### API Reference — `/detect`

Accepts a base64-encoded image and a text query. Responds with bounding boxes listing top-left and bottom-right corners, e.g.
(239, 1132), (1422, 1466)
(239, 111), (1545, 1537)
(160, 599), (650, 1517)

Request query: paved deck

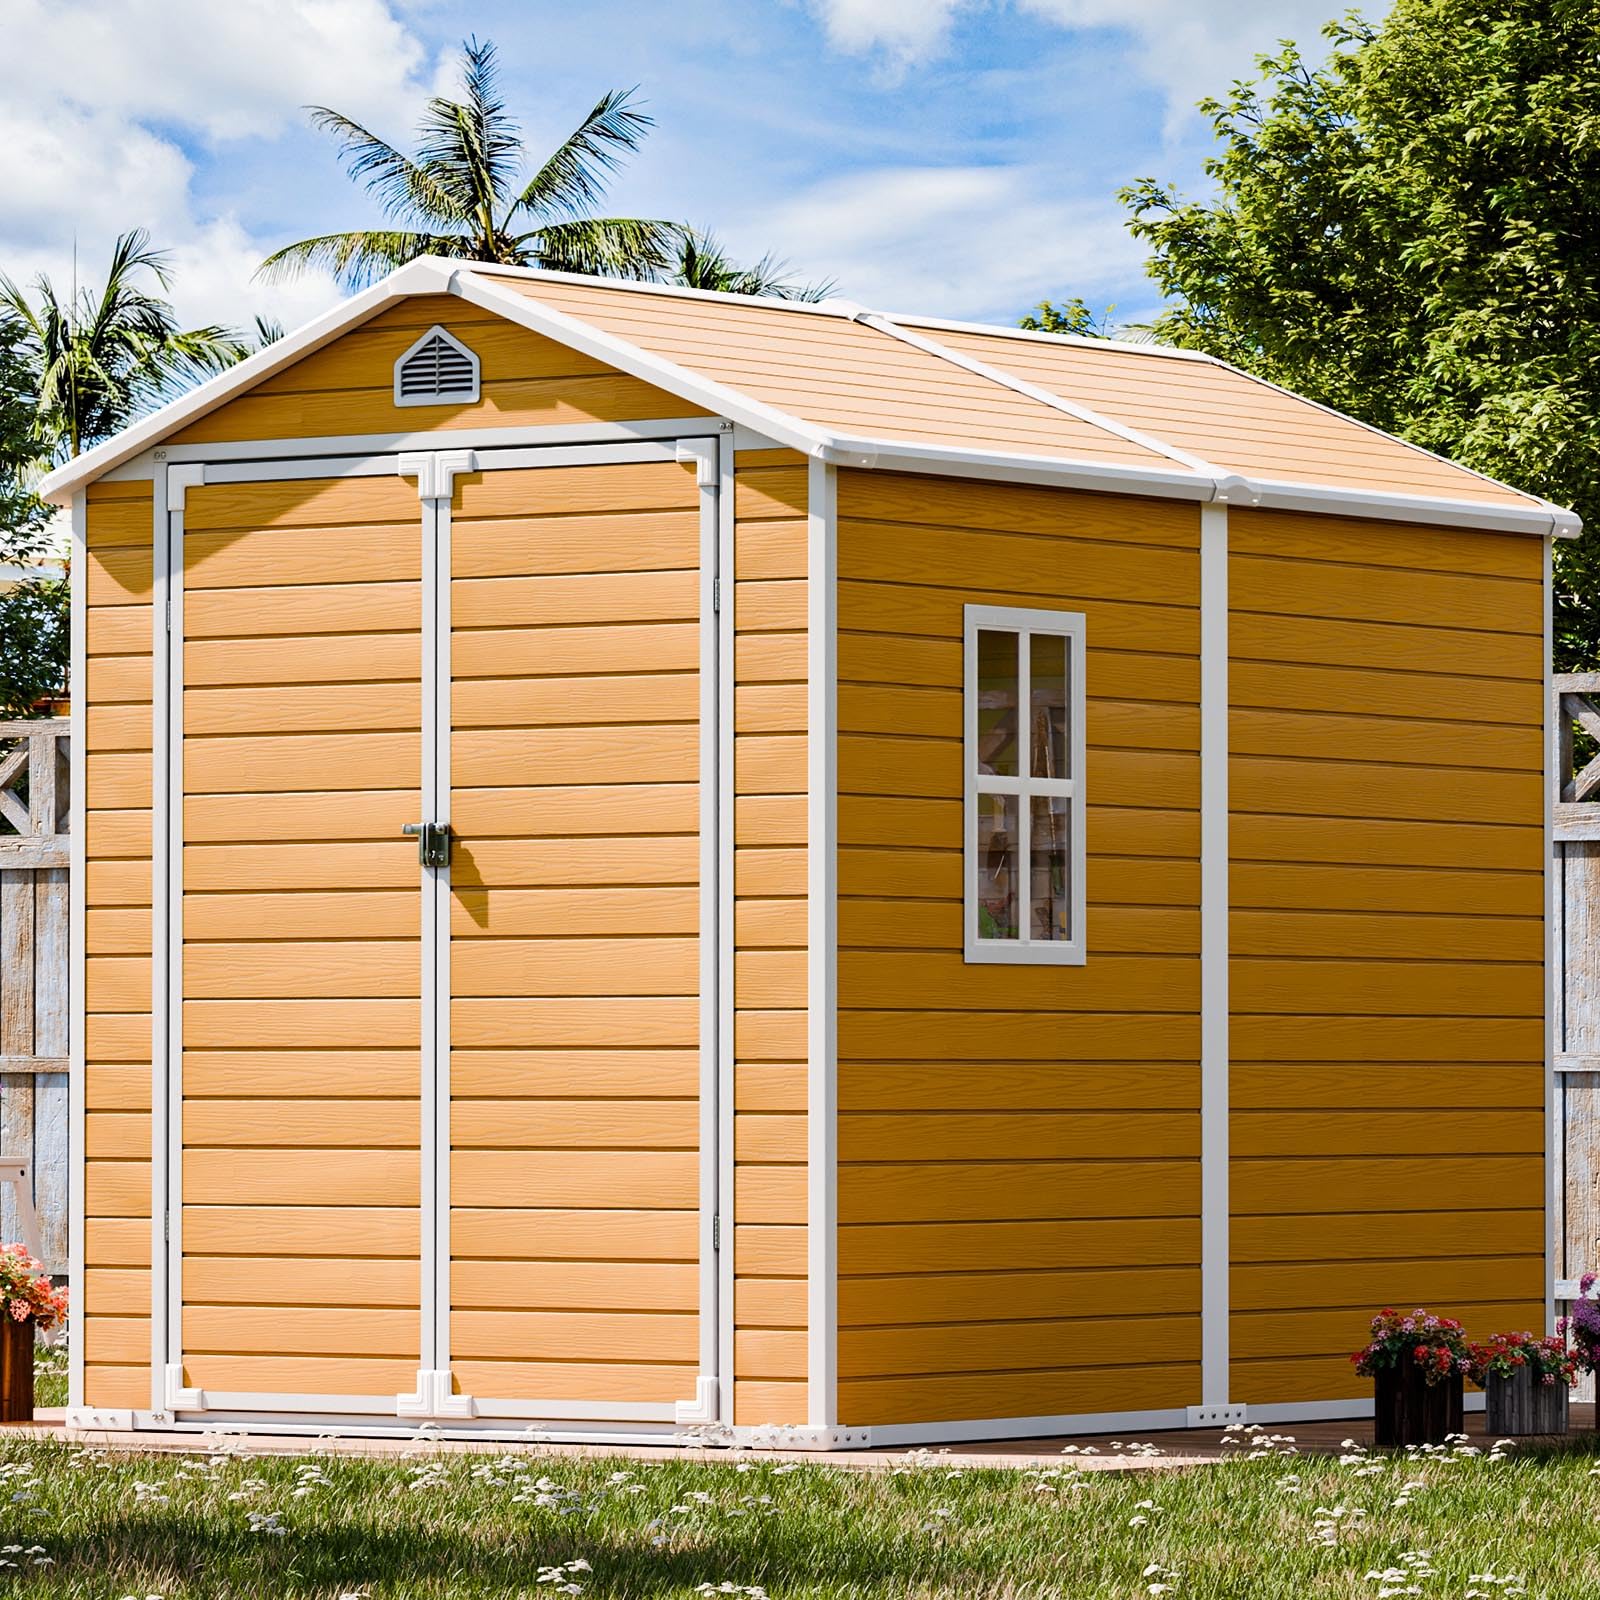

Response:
(0, 1404), (1592, 1471)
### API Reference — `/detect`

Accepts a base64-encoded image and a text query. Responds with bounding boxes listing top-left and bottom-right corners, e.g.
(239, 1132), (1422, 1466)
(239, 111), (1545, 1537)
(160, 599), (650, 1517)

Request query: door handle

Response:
(402, 821), (451, 868)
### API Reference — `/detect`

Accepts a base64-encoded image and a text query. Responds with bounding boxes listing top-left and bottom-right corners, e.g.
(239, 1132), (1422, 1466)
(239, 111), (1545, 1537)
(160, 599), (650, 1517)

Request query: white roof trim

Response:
(448, 270), (833, 458)
(35, 255), (1579, 538)
(37, 258), (455, 503)
(888, 309), (1221, 363)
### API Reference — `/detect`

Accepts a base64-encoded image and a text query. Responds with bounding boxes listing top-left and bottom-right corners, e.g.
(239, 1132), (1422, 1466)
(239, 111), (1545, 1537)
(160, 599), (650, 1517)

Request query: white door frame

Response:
(155, 435), (726, 1427)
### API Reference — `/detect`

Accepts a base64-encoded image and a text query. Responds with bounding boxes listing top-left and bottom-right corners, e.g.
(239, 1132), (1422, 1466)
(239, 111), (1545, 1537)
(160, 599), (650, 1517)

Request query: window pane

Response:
(977, 630), (1018, 776)
(1030, 795), (1072, 941)
(977, 793), (1019, 939)
(1030, 632), (1069, 780)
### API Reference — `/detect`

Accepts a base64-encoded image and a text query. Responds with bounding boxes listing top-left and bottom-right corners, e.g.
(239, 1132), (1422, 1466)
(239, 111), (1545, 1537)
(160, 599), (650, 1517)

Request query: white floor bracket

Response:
(1187, 1403), (1248, 1428)
(163, 1364), (206, 1411)
(674, 1376), (719, 1426)
(397, 1370), (477, 1421)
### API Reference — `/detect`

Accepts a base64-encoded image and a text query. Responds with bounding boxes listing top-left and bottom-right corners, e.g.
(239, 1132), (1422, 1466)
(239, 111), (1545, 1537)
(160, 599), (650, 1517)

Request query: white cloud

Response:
(1020, 0), (1360, 123)
(0, 0), (432, 331)
(803, 0), (969, 67)
(7, 0), (427, 141)
(729, 164), (1144, 321)
(805, 0), (1373, 120)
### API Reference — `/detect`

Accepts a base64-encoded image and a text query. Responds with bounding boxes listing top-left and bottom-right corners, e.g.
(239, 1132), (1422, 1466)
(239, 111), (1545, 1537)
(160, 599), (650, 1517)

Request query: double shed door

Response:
(168, 440), (719, 1424)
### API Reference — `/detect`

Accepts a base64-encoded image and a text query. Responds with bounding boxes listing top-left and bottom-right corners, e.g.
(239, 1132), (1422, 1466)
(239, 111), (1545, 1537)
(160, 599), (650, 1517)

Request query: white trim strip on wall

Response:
(145, 419), (724, 468)
(806, 457), (839, 1430)
(716, 432), (738, 1426)
(146, 467), (170, 1418)
(1199, 503), (1230, 1410)
(677, 433), (724, 1423)
(66, 491), (87, 1413)
(1545, 532), (1557, 1332)
(161, 467), (194, 1412)
(417, 478), (443, 1384)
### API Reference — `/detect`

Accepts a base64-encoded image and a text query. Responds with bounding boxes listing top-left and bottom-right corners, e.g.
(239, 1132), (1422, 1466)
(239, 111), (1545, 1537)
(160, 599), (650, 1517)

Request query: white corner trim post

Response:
(1197, 501), (1234, 1423)
(1545, 533), (1557, 1333)
(397, 448), (472, 1422)
(673, 433), (726, 1427)
(162, 465), (203, 1416)
(66, 490), (88, 1415)
(806, 457), (839, 1431)
(147, 464), (171, 1421)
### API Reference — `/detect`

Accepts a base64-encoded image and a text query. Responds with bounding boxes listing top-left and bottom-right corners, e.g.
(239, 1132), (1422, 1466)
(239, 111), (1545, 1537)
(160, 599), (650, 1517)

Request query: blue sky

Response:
(3, 0), (1374, 336)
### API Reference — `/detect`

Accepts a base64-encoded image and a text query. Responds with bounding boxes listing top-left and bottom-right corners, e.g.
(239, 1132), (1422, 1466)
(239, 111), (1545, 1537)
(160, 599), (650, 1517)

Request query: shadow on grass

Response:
(30, 1504), (1000, 1596)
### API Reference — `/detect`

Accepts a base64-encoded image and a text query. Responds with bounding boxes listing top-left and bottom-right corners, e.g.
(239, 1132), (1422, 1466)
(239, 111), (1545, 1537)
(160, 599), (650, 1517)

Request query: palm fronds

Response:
(1, 228), (249, 458)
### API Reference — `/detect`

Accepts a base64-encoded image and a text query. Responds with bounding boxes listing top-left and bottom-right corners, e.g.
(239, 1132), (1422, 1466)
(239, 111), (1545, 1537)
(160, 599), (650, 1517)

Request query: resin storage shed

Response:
(42, 260), (1570, 1446)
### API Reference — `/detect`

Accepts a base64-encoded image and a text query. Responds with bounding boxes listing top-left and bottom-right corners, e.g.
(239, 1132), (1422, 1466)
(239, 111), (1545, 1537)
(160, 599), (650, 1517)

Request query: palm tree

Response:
(0, 230), (248, 460)
(260, 37), (679, 289)
(670, 230), (833, 302)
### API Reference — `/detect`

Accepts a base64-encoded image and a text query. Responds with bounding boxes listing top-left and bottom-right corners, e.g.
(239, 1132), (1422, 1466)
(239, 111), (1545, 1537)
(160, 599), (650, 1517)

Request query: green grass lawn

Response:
(0, 1429), (1595, 1597)
(31, 1344), (66, 1409)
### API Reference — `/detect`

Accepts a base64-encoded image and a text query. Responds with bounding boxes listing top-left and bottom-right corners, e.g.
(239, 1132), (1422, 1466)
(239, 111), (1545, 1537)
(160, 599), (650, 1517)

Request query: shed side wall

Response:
(1227, 507), (1546, 1405)
(833, 470), (1203, 1429)
(168, 296), (709, 445)
(82, 479), (155, 1408)
(731, 448), (810, 1426)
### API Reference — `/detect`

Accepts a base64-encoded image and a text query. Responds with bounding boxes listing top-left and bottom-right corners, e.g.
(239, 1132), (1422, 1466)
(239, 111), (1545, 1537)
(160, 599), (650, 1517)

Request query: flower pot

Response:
(1373, 1353), (1463, 1446)
(0, 1316), (32, 1423)
(1484, 1367), (1568, 1436)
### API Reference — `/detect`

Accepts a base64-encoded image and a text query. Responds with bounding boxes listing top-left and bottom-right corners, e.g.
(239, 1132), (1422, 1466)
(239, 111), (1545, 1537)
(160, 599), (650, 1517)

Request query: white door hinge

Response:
(712, 1214), (721, 1251)
(712, 576), (721, 613)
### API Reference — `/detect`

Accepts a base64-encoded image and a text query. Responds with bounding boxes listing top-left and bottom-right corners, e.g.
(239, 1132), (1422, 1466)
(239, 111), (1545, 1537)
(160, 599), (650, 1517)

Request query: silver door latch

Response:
(402, 822), (451, 868)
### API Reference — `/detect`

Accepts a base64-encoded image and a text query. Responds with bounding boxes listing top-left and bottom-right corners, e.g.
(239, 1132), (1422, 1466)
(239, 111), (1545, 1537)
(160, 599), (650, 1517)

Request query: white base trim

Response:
(1187, 1403), (1247, 1428)
(64, 1407), (136, 1431)
(866, 1407), (1192, 1448)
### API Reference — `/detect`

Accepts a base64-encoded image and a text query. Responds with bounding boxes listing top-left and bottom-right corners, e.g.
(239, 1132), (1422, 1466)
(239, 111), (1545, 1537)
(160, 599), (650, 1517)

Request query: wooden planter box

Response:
(1373, 1354), (1463, 1446)
(1484, 1368), (1568, 1436)
(0, 1318), (32, 1423)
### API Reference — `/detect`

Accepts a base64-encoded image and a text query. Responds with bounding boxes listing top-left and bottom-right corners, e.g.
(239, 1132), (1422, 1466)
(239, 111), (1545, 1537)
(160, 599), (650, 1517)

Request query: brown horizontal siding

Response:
(732, 449), (809, 1426)
(1227, 507), (1546, 1406)
(83, 480), (154, 1409)
(835, 471), (1202, 1428)
(171, 296), (708, 445)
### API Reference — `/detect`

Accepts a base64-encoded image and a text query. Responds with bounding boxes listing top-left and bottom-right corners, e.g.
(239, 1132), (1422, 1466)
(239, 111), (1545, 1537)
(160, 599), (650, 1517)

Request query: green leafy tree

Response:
(1019, 297), (1118, 337)
(1119, 0), (1600, 666)
(0, 327), (63, 720)
(0, 232), (248, 714)
(260, 37), (679, 288)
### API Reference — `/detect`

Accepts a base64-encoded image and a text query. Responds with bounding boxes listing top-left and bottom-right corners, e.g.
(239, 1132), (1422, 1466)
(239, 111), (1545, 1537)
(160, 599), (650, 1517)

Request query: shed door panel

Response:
(178, 474), (425, 1405)
(447, 459), (706, 1414)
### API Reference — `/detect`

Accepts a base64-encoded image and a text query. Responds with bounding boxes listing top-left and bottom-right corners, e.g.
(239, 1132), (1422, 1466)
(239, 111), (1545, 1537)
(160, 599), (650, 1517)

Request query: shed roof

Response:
(39, 257), (1576, 539)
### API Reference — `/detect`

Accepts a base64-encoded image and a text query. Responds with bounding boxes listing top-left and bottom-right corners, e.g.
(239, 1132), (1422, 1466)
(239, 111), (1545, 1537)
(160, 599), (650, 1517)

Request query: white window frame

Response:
(963, 603), (1087, 966)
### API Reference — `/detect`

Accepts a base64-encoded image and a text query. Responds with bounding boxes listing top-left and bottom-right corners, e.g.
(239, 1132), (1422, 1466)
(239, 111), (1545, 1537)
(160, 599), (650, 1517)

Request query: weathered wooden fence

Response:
(1553, 679), (1600, 1404)
(0, 720), (68, 1272)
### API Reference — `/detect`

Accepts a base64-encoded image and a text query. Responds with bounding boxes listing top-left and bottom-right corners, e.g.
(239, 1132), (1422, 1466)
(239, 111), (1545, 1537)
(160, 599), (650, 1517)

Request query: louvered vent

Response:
(393, 326), (480, 407)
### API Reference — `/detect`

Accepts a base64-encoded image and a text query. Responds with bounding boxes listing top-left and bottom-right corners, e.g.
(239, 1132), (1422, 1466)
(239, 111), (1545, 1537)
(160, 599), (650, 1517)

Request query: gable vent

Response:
(393, 325), (480, 407)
